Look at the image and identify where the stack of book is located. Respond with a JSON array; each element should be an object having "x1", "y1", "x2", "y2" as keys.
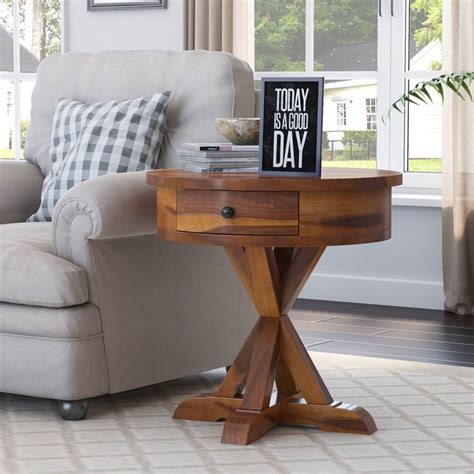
[{"x1": 177, "y1": 143, "x2": 259, "y2": 173}]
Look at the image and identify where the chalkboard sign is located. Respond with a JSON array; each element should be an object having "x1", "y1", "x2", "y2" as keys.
[{"x1": 258, "y1": 77, "x2": 324, "y2": 177}]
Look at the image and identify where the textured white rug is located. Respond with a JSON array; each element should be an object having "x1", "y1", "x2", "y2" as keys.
[{"x1": 1, "y1": 352, "x2": 473, "y2": 473}]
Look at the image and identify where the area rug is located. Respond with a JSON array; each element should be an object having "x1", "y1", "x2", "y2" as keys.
[{"x1": 1, "y1": 353, "x2": 472, "y2": 473}]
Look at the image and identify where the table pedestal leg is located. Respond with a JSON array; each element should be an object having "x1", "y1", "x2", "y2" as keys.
[{"x1": 173, "y1": 246, "x2": 377, "y2": 445}]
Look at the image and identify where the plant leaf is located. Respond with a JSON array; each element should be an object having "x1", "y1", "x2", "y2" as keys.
[
  {"x1": 404, "y1": 96, "x2": 420, "y2": 105},
  {"x1": 410, "y1": 90, "x2": 428, "y2": 103},
  {"x1": 392, "y1": 102, "x2": 402, "y2": 113},
  {"x1": 384, "y1": 71, "x2": 474, "y2": 121},
  {"x1": 421, "y1": 85, "x2": 433, "y2": 102},
  {"x1": 432, "y1": 82, "x2": 444, "y2": 101},
  {"x1": 421, "y1": 82, "x2": 433, "y2": 102},
  {"x1": 454, "y1": 74, "x2": 473, "y2": 100},
  {"x1": 446, "y1": 78, "x2": 465, "y2": 99},
  {"x1": 460, "y1": 80, "x2": 473, "y2": 100}
]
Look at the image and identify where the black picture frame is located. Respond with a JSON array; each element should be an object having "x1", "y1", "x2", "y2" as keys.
[
  {"x1": 258, "y1": 77, "x2": 324, "y2": 177},
  {"x1": 87, "y1": 0, "x2": 166, "y2": 10}
]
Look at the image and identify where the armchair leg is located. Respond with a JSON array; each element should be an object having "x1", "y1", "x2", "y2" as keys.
[{"x1": 58, "y1": 399, "x2": 88, "y2": 421}]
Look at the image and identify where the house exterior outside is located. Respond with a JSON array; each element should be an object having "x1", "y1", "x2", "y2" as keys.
[
  {"x1": 0, "y1": 25, "x2": 38, "y2": 155},
  {"x1": 322, "y1": 40, "x2": 442, "y2": 160},
  {"x1": 324, "y1": 80, "x2": 378, "y2": 139}
]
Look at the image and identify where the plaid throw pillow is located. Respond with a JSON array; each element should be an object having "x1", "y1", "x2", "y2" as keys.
[{"x1": 28, "y1": 91, "x2": 171, "y2": 222}]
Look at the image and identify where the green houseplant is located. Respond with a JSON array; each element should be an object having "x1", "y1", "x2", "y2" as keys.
[{"x1": 383, "y1": 72, "x2": 474, "y2": 123}]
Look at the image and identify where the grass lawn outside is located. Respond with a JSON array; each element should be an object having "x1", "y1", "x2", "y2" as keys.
[
  {"x1": 323, "y1": 158, "x2": 442, "y2": 173},
  {"x1": 407, "y1": 158, "x2": 442, "y2": 173},
  {"x1": 0, "y1": 150, "x2": 16, "y2": 159},
  {"x1": 323, "y1": 160, "x2": 376, "y2": 169}
]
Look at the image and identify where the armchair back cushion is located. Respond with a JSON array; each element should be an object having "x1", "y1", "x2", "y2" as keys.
[{"x1": 24, "y1": 50, "x2": 256, "y2": 176}]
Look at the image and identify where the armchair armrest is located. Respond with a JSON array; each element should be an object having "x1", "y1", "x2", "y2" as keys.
[
  {"x1": 53, "y1": 171, "x2": 156, "y2": 261},
  {"x1": 0, "y1": 160, "x2": 44, "y2": 224}
]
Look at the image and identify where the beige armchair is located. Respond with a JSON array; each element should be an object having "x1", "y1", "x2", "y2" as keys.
[{"x1": 0, "y1": 50, "x2": 256, "y2": 419}]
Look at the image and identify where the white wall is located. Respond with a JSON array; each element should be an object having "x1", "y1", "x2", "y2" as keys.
[
  {"x1": 324, "y1": 81, "x2": 377, "y2": 134},
  {"x1": 64, "y1": 0, "x2": 184, "y2": 52},
  {"x1": 300, "y1": 205, "x2": 444, "y2": 310},
  {"x1": 64, "y1": 2, "x2": 444, "y2": 310}
]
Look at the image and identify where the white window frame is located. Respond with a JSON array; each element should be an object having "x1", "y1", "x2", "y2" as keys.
[
  {"x1": 0, "y1": 1, "x2": 65, "y2": 161},
  {"x1": 389, "y1": 0, "x2": 442, "y2": 190},
  {"x1": 254, "y1": 0, "x2": 442, "y2": 192}
]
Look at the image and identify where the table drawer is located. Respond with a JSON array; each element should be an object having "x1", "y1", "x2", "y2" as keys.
[{"x1": 176, "y1": 190, "x2": 299, "y2": 235}]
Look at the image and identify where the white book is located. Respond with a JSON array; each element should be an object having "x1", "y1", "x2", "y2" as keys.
[
  {"x1": 179, "y1": 155, "x2": 259, "y2": 164},
  {"x1": 180, "y1": 163, "x2": 258, "y2": 174},
  {"x1": 177, "y1": 149, "x2": 259, "y2": 159},
  {"x1": 181, "y1": 142, "x2": 260, "y2": 152}
]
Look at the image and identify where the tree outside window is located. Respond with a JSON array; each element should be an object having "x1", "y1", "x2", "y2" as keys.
[
  {"x1": 0, "y1": 0, "x2": 61, "y2": 62},
  {"x1": 0, "y1": 0, "x2": 61, "y2": 159},
  {"x1": 255, "y1": 0, "x2": 442, "y2": 73}
]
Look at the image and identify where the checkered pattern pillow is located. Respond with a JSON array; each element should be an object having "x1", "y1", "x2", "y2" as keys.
[{"x1": 28, "y1": 91, "x2": 171, "y2": 222}]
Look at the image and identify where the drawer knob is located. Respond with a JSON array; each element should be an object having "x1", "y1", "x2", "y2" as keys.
[{"x1": 221, "y1": 207, "x2": 235, "y2": 219}]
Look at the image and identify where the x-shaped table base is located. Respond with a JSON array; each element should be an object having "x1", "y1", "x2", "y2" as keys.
[{"x1": 174, "y1": 247, "x2": 376, "y2": 445}]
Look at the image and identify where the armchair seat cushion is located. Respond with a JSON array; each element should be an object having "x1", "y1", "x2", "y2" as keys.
[
  {"x1": 0, "y1": 223, "x2": 88, "y2": 307},
  {"x1": 0, "y1": 302, "x2": 102, "y2": 338}
]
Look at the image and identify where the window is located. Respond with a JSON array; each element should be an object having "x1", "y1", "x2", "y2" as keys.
[
  {"x1": 0, "y1": 1, "x2": 62, "y2": 160},
  {"x1": 366, "y1": 98, "x2": 377, "y2": 130},
  {"x1": 336, "y1": 102, "x2": 347, "y2": 126},
  {"x1": 6, "y1": 91, "x2": 12, "y2": 115},
  {"x1": 404, "y1": 0, "x2": 442, "y2": 177},
  {"x1": 254, "y1": 0, "x2": 443, "y2": 188}
]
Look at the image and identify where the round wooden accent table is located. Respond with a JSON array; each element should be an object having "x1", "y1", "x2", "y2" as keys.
[{"x1": 147, "y1": 168, "x2": 402, "y2": 445}]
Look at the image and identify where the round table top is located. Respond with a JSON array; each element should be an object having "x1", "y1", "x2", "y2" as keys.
[
  {"x1": 146, "y1": 168, "x2": 403, "y2": 192},
  {"x1": 147, "y1": 167, "x2": 402, "y2": 248}
]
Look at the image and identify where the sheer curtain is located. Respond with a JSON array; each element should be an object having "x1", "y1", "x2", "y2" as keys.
[
  {"x1": 183, "y1": 0, "x2": 254, "y2": 68},
  {"x1": 442, "y1": 0, "x2": 474, "y2": 315}
]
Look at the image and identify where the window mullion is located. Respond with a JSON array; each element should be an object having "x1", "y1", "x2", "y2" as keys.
[
  {"x1": 305, "y1": 0, "x2": 314, "y2": 73},
  {"x1": 13, "y1": 0, "x2": 21, "y2": 161},
  {"x1": 376, "y1": 1, "x2": 392, "y2": 170},
  {"x1": 389, "y1": 0, "x2": 408, "y2": 175},
  {"x1": 61, "y1": 0, "x2": 67, "y2": 53}
]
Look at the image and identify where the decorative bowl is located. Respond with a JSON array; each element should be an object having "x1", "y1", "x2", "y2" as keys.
[{"x1": 215, "y1": 118, "x2": 260, "y2": 146}]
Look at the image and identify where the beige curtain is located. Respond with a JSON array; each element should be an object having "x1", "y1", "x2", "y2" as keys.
[
  {"x1": 442, "y1": 0, "x2": 474, "y2": 315},
  {"x1": 183, "y1": 0, "x2": 254, "y2": 68}
]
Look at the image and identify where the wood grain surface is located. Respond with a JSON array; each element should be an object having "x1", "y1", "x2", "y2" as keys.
[
  {"x1": 299, "y1": 189, "x2": 390, "y2": 237},
  {"x1": 147, "y1": 168, "x2": 403, "y2": 191},
  {"x1": 146, "y1": 169, "x2": 399, "y2": 445},
  {"x1": 176, "y1": 190, "x2": 298, "y2": 235},
  {"x1": 172, "y1": 246, "x2": 377, "y2": 445},
  {"x1": 150, "y1": 169, "x2": 399, "y2": 247}
]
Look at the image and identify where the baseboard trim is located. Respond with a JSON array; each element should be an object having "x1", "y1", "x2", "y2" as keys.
[{"x1": 300, "y1": 272, "x2": 444, "y2": 310}]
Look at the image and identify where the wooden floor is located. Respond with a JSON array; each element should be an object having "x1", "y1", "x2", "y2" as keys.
[{"x1": 291, "y1": 299, "x2": 474, "y2": 367}]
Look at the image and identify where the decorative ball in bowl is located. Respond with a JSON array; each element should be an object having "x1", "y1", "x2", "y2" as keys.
[{"x1": 215, "y1": 118, "x2": 260, "y2": 146}]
